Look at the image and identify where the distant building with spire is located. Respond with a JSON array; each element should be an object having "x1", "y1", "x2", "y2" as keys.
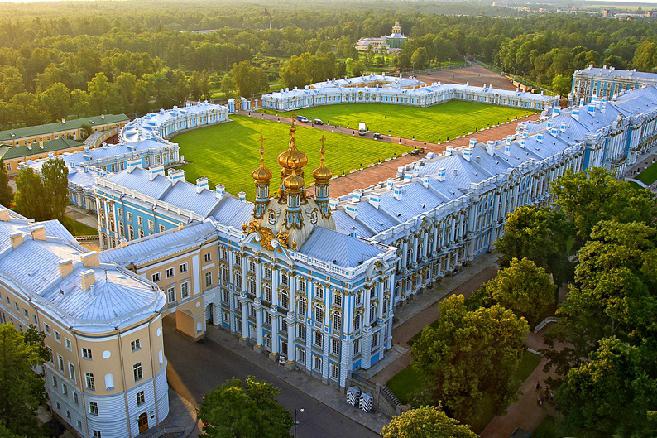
[{"x1": 355, "y1": 21, "x2": 407, "y2": 53}]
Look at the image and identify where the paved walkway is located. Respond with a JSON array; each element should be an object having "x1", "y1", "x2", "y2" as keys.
[
  {"x1": 240, "y1": 110, "x2": 539, "y2": 197},
  {"x1": 480, "y1": 333, "x2": 558, "y2": 438},
  {"x1": 65, "y1": 206, "x2": 98, "y2": 229},
  {"x1": 366, "y1": 253, "x2": 499, "y2": 385},
  {"x1": 203, "y1": 327, "x2": 389, "y2": 435},
  {"x1": 142, "y1": 389, "x2": 199, "y2": 438}
]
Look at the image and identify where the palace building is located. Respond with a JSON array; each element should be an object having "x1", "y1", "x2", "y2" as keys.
[
  {"x1": 0, "y1": 208, "x2": 169, "y2": 438},
  {"x1": 100, "y1": 127, "x2": 397, "y2": 388},
  {"x1": 85, "y1": 85, "x2": 657, "y2": 392},
  {"x1": 571, "y1": 65, "x2": 657, "y2": 104},
  {"x1": 262, "y1": 75, "x2": 558, "y2": 112},
  {"x1": 355, "y1": 22, "x2": 407, "y2": 53}
]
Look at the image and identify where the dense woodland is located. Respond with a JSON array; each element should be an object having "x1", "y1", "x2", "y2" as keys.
[{"x1": 1, "y1": 1, "x2": 657, "y2": 130}]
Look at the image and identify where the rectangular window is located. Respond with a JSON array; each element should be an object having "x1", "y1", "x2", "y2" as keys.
[
  {"x1": 314, "y1": 305, "x2": 324, "y2": 322},
  {"x1": 281, "y1": 273, "x2": 288, "y2": 285},
  {"x1": 167, "y1": 287, "x2": 176, "y2": 303},
  {"x1": 205, "y1": 272, "x2": 213, "y2": 287},
  {"x1": 93, "y1": 431, "x2": 101, "y2": 438},
  {"x1": 133, "y1": 363, "x2": 143, "y2": 382},
  {"x1": 82, "y1": 348, "x2": 92, "y2": 359},
  {"x1": 354, "y1": 339, "x2": 360, "y2": 355},
  {"x1": 55, "y1": 331, "x2": 61, "y2": 342},
  {"x1": 265, "y1": 312, "x2": 272, "y2": 326},
  {"x1": 69, "y1": 363, "x2": 76, "y2": 381},
  {"x1": 297, "y1": 324, "x2": 306, "y2": 341},
  {"x1": 181, "y1": 282, "x2": 189, "y2": 299},
  {"x1": 332, "y1": 313, "x2": 341, "y2": 331},
  {"x1": 297, "y1": 347, "x2": 306, "y2": 364},
  {"x1": 331, "y1": 363, "x2": 339, "y2": 380},
  {"x1": 316, "y1": 285, "x2": 324, "y2": 300},
  {"x1": 89, "y1": 402, "x2": 98, "y2": 416},
  {"x1": 85, "y1": 373, "x2": 95, "y2": 391},
  {"x1": 334, "y1": 293, "x2": 342, "y2": 307},
  {"x1": 151, "y1": 272, "x2": 160, "y2": 282},
  {"x1": 372, "y1": 333, "x2": 379, "y2": 348},
  {"x1": 62, "y1": 383, "x2": 67, "y2": 396},
  {"x1": 58, "y1": 355, "x2": 64, "y2": 371},
  {"x1": 64, "y1": 338, "x2": 72, "y2": 350},
  {"x1": 331, "y1": 338, "x2": 340, "y2": 355},
  {"x1": 166, "y1": 267, "x2": 174, "y2": 278},
  {"x1": 179, "y1": 263, "x2": 187, "y2": 273},
  {"x1": 314, "y1": 331, "x2": 322, "y2": 348},
  {"x1": 204, "y1": 253, "x2": 211, "y2": 263},
  {"x1": 136, "y1": 391, "x2": 145, "y2": 406},
  {"x1": 313, "y1": 355, "x2": 322, "y2": 371},
  {"x1": 44, "y1": 324, "x2": 51, "y2": 334},
  {"x1": 159, "y1": 225, "x2": 166, "y2": 233},
  {"x1": 131, "y1": 339, "x2": 141, "y2": 352},
  {"x1": 74, "y1": 392, "x2": 78, "y2": 405}
]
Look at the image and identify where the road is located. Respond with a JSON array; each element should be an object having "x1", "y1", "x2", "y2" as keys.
[{"x1": 162, "y1": 318, "x2": 378, "y2": 438}]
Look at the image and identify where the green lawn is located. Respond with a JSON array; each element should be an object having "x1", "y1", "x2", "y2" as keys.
[
  {"x1": 172, "y1": 115, "x2": 411, "y2": 199},
  {"x1": 637, "y1": 161, "x2": 657, "y2": 185},
  {"x1": 62, "y1": 216, "x2": 97, "y2": 236},
  {"x1": 268, "y1": 101, "x2": 535, "y2": 144},
  {"x1": 387, "y1": 350, "x2": 541, "y2": 432}
]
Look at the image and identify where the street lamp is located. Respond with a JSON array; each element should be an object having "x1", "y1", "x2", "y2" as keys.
[{"x1": 293, "y1": 408, "x2": 305, "y2": 437}]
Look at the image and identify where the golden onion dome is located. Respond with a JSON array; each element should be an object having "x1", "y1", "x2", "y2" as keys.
[
  {"x1": 278, "y1": 122, "x2": 308, "y2": 170},
  {"x1": 283, "y1": 173, "x2": 305, "y2": 193},
  {"x1": 252, "y1": 136, "x2": 272, "y2": 184},
  {"x1": 313, "y1": 136, "x2": 332, "y2": 184}
]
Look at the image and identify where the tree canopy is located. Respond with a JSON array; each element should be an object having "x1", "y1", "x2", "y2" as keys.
[
  {"x1": 382, "y1": 406, "x2": 477, "y2": 438},
  {"x1": 198, "y1": 376, "x2": 293, "y2": 438},
  {"x1": 412, "y1": 294, "x2": 529, "y2": 424},
  {"x1": 0, "y1": 324, "x2": 48, "y2": 437}
]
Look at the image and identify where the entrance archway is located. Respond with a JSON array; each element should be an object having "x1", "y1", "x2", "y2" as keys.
[{"x1": 138, "y1": 412, "x2": 148, "y2": 433}]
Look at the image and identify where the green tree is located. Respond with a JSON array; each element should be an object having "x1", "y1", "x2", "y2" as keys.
[
  {"x1": 632, "y1": 40, "x2": 657, "y2": 72},
  {"x1": 410, "y1": 47, "x2": 428, "y2": 70},
  {"x1": 481, "y1": 258, "x2": 555, "y2": 326},
  {"x1": 551, "y1": 74, "x2": 572, "y2": 96},
  {"x1": 38, "y1": 82, "x2": 71, "y2": 121},
  {"x1": 0, "y1": 160, "x2": 12, "y2": 207},
  {"x1": 546, "y1": 221, "x2": 657, "y2": 372},
  {"x1": 551, "y1": 168, "x2": 657, "y2": 243},
  {"x1": 412, "y1": 295, "x2": 529, "y2": 423},
  {"x1": 14, "y1": 167, "x2": 48, "y2": 221},
  {"x1": 198, "y1": 376, "x2": 293, "y2": 438},
  {"x1": 41, "y1": 158, "x2": 69, "y2": 221},
  {"x1": 495, "y1": 205, "x2": 573, "y2": 284},
  {"x1": 382, "y1": 406, "x2": 477, "y2": 438},
  {"x1": 556, "y1": 337, "x2": 657, "y2": 437},
  {"x1": 229, "y1": 61, "x2": 268, "y2": 99},
  {"x1": 0, "y1": 324, "x2": 47, "y2": 437}
]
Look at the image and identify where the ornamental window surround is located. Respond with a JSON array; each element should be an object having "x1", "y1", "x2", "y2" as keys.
[{"x1": 314, "y1": 304, "x2": 324, "y2": 322}]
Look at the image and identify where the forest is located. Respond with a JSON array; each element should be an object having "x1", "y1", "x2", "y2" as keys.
[{"x1": 0, "y1": 0, "x2": 656, "y2": 130}]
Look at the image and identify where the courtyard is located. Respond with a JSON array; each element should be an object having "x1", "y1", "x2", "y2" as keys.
[
  {"x1": 275, "y1": 101, "x2": 536, "y2": 144},
  {"x1": 172, "y1": 114, "x2": 410, "y2": 199}
]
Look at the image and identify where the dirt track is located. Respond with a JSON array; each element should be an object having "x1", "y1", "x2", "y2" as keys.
[{"x1": 416, "y1": 64, "x2": 516, "y2": 91}]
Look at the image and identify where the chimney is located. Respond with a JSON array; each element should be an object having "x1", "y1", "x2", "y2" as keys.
[
  {"x1": 552, "y1": 107, "x2": 561, "y2": 117},
  {"x1": 215, "y1": 184, "x2": 225, "y2": 199},
  {"x1": 444, "y1": 147, "x2": 454, "y2": 157},
  {"x1": 560, "y1": 122, "x2": 567, "y2": 132},
  {"x1": 536, "y1": 133, "x2": 544, "y2": 143},
  {"x1": 10, "y1": 232, "x2": 23, "y2": 249},
  {"x1": 421, "y1": 176, "x2": 430, "y2": 188},
  {"x1": 0, "y1": 209, "x2": 10, "y2": 221},
  {"x1": 436, "y1": 168, "x2": 446, "y2": 182},
  {"x1": 195, "y1": 177, "x2": 209, "y2": 193},
  {"x1": 368, "y1": 195, "x2": 381, "y2": 209},
  {"x1": 519, "y1": 139, "x2": 526, "y2": 149},
  {"x1": 167, "y1": 169, "x2": 186, "y2": 183},
  {"x1": 345, "y1": 203, "x2": 358, "y2": 219},
  {"x1": 59, "y1": 259, "x2": 73, "y2": 278},
  {"x1": 329, "y1": 199, "x2": 338, "y2": 210},
  {"x1": 127, "y1": 158, "x2": 142, "y2": 172},
  {"x1": 486, "y1": 141, "x2": 495, "y2": 156},
  {"x1": 385, "y1": 179, "x2": 395, "y2": 191},
  {"x1": 550, "y1": 127, "x2": 559, "y2": 137},
  {"x1": 462, "y1": 147, "x2": 473, "y2": 162},
  {"x1": 572, "y1": 109, "x2": 580, "y2": 121},
  {"x1": 31, "y1": 225, "x2": 46, "y2": 241},
  {"x1": 238, "y1": 191, "x2": 246, "y2": 201},
  {"x1": 148, "y1": 165, "x2": 165, "y2": 180},
  {"x1": 468, "y1": 138, "x2": 477, "y2": 148},
  {"x1": 403, "y1": 172, "x2": 413, "y2": 182},
  {"x1": 393, "y1": 184, "x2": 403, "y2": 201},
  {"x1": 81, "y1": 252, "x2": 99, "y2": 268},
  {"x1": 505, "y1": 143, "x2": 512, "y2": 156},
  {"x1": 80, "y1": 270, "x2": 96, "y2": 291},
  {"x1": 587, "y1": 103, "x2": 595, "y2": 116},
  {"x1": 351, "y1": 191, "x2": 362, "y2": 203}
]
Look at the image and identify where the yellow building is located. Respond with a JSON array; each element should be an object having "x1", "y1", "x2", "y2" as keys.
[{"x1": 0, "y1": 207, "x2": 169, "y2": 438}]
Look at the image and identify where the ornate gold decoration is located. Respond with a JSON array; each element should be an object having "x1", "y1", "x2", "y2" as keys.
[
  {"x1": 252, "y1": 134, "x2": 272, "y2": 184},
  {"x1": 313, "y1": 136, "x2": 332, "y2": 184},
  {"x1": 242, "y1": 220, "x2": 276, "y2": 251},
  {"x1": 276, "y1": 230, "x2": 297, "y2": 250},
  {"x1": 277, "y1": 121, "x2": 308, "y2": 171}
]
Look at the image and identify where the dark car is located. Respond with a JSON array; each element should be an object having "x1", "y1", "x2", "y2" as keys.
[{"x1": 373, "y1": 132, "x2": 383, "y2": 140}]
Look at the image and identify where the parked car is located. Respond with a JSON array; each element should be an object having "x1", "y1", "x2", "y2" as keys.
[
  {"x1": 296, "y1": 115, "x2": 310, "y2": 123},
  {"x1": 373, "y1": 132, "x2": 383, "y2": 140},
  {"x1": 313, "y1": 118, "x2": 324, "y2": 125},
  {"x1": 358, "y1": 122, "x2": 368, "y2": 136}
]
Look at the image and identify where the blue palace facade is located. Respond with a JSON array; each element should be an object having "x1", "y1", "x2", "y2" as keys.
[{"x1": 90, "y1": 86, "x2": 657, "y2": 388}]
